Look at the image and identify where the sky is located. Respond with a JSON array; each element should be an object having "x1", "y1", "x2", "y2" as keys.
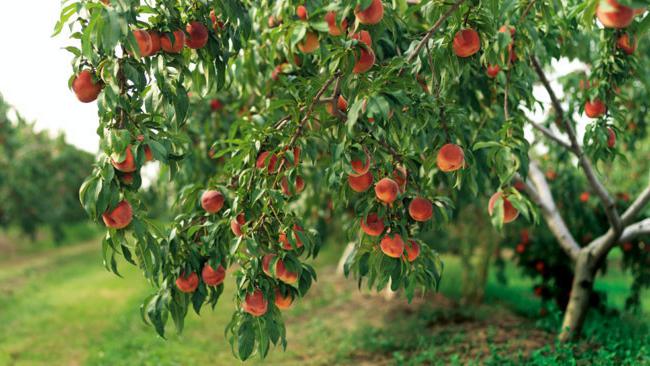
[{"x1": 0, "y1": 3, "x2": 586, "y2": 155}]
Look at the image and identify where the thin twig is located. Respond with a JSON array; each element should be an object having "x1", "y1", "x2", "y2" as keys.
[{"x1": 517, "y1": 0, "x2": 537, "y2": 24}]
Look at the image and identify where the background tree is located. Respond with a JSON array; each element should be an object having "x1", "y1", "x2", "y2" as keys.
[{"x1": 56, "y1": 0, "x2": 650, "y2": 360}]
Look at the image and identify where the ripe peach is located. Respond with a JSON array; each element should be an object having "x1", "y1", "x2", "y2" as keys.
[
  {"x1": 262, "y1": 254, "x2": 277, "y2": 277},
  {"x1": 121, "y1": 173, "x2": 134, "y2": 185},
  {"x1": 202, "y1": 263, "x2": 226, "y2": 286},
  {"x1": 375, "y1": 178, "x2": 399, "y2": 204},
  {"x1": 279, "y1": 224, "x2": 304, "y2": 250},
  {"x1": 185, "y1": 21, "x2": 209, "y2": 49},
  {"x1": 275, "y1": 288, "x2": 293, "y2": 309},
  {"x1": 596, "y1": 0, "x2": 634, "y2": 28},
  {"x1": 380, "y1": 234, "x2": 405, "y2": 258},
  {"x1": 607, "y1": 127, "x2": 616, "y2": 148},
  {"x1": 545, "y1": 170, "x2": 557, "y2": 181},
  {"x1": 272, "y1": 63, "x2": 287, "y2": 81},
  {"x1": 326, "y1": 95, "x2": 348, "y2": 116},
  {"x1": 535, "y1": 261, "x2": 545, "y2": 273},
  {"x1": 231, "y1": 213, "x2": 246, "y2": 236},
  {"x1": 579, "y1": 192, "x2": 590, "y2": 202},
  {"x1": 72, "y1": 70, "x2": 103, "y2": 103},
  {"x1": 161, "y1": 30, "x2": 185, "y2": 53},
  {"x1": 393, "y1": 165, "x2": 407, "y2": 193},
  {"x1": 325, "y1": 11, "x2": 348, "y2": 36},
  {"x1": 276, "y1": 259, "x2": 299, "y2": 284},
  {"x1": 298, "y1": 31, "x2": 319, "y2": 53},
  {"x1": 102, "y1": 200, "x2": 133, "y2": 229},
  {"x1": 404, "y1": 240, "x2": 420, "y2": 262},
  {"x1": 436, "y1": 143, "x2": 465, "y2": 172},
  {"x1": 175, "y1": 271, "x2": 199, "y2": 293},
  {"x1": 201, "y1": 190, "x2": 225, "y2": 213},
  {"x1": 131, "y1": 29, "x2": 152, "y2": 57},
  {"x1": 348, "y1": 171, "x2": 373, "y2": 192},
  {"x1": 355, "y1": 0, "x2": 384, "y2": 25},
  {"x1": 488, "y1": 191, "x2": 519, "y2": 224},
  {"x1": 515, "y1": 243, "x2": 526, "y2": 254},
  {"x1": 585, "y1": 99, "x2": 606, "y2": 118},
  {"x1": 521, "y1": 229, "x2": 530, "y2": 244},
  {"x1": 148, "y1": 31, "x2": 161, "y2": 54},
  {"x1": 361, "y1": 213, "x2": 384, "y2": 236},
  {"x1": 452, "y1": 29, "x2": 480, "y2": 58},
  {"x1": 210, "y1": 99, "x2": 223, "y2": 111},
  {"x1": 281, "y1": 176, "x2": 305, "y2": 196},
  {"x1": 351, "y1": 151, "x2": 371, "y2": 175},
  {"x1": 209, "y1": 10, "x2": 225, "y2": 31},
  {"x1": 353, "y1": 48, "x2": 375, "y2": 74},
  {"x1": 622, "y1": 242, "x2": 633, "y2": 252},
  {"x1": 111, "y1": 145, "x2": 137, "y2": 173},
  {"x1": 256, "y1": 151, "x2": 278, "y2": 172},
  {"x1": 487, "y1": 65, "x2": 500, "y2": 78},
  {"x1": 617, "y1": 33, "x2": 637, "y2": 54},
  {"x1": 268, "y1": 15, "x2": 282, "y2": 28},
  {"x1": 296, "y1": 5, "x2": 308, "y2": 20},
  {"x1": 351, "y1": 30, "x2": 372, "y2": 47},
  {"x1": 242, "y1": 289, "x2": 268, "y2": 317},
  {"x1": 408, "y1": 197, "x2": 433, "y2": 222}
]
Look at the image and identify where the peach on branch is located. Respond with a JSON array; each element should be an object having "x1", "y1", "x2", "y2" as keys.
[
  {"x1": 452, "y1": 29, "x2": 480, "y2": 58},
  {"x1": 585, "y1": 99, "x2": 606, "y2": 118},
  {"x1": 596, "y1": 0, "x2": 635, "y2": 28},
  {"x1": 298, "y1": 31, "x2": 319, "y2": 53},
  {"x1": 281, "y1": 176, "x2": 305, "y2": 196},
  {"x1": 325, "y1": 11, "x2": 348, "y2": 36},
  {"x1": 404, "y1": 240, "x2": 420, "y2": 262},
  {"x1": 617, "y1": 34, "x2": 637, "y2": 54},
  {"x1": 209, "y1": 10, "x2": 225, "y2": 31},
  {"x1": 185, "y1": 21, "x2": 209, "y2": 49},
  {"x1": 231, "y1": 213, "x2": 246, "y2": 236},
  {"x1": 326, "y1": 95, "x2": 348, "y2": 116},
  {"x1": 436, "y1": 143, "x2": 465, "y2": 172},
  {"x1": 488, "y1": 192, "x2": 519, "y2": 224},
  {"x1": 161, "y1": 30, "x2": 185, "y2": 53},
  {"x1": 102, "y1": 200, "x2": 133, "y2": 229},
  {"x1": 515, "y1": 243, "x2": 526, "y2": 254},
  {"x1": 579, "y1": 192, "x2": 590, "y2": 202},
  {"x1": 487, "y1": 65, "x2": 500, "y2": 78},
  {"x1": 355, "y1": 0, "x2": 384, "y2": 25},
  {"x1": 296, "y1": 5, "x2": 308, "y2": 20},
  {"x1": 607, "y1": 127, "x2": 616, "y2": 148},
  {"x1": 268, "y1": 15, "x2": 282, "y2": 28},
  {"x1": 242, "y1": 289, "x2": 268, "y2": 317},
  {"x1": 72, "y1": 70, "x2": 103, "y2": 103},
  {"x1": 375, "y1": 178, "x2": 399, "y2": 204},
  {"x1": 348, "y1": 171, "x2": 373, "y2": 192},
  {"x1": 111, "y1": 145, "x2": 137, "y2": 173},
  {"x1": 279, "y1": 225, "x2": 304, "y2": 250},
  {"x1": 256, "y1": 151, "x2": 278, "y2": 172},
  {"x1": 202, "y1": 263, "x2": 226, "y2": 286},
  {"x1": 361, "y1": 213, "x2": 384, "y2": 236},
  {"x1": 210, "y1": 99, "x2": 223, "y2": 111},
  {"x1": 408, "y1": 197, "x2": 433, "y2": 222},
  {"x1": 201, "y1": 190, "x2": 224, "y2": 213},
  {"x1": 380, "y1": 234, "x2": 405, "y2": 258},
  {"x1": 176, "y1": 272, "x2": 199, "y2": 293},
  {"x1": 275, "y1": 288, "x2": 294, "y2": 309},
  {"x1": 131, "y1": 29, "x2": 152, "y2": 57},
  {"x1": 350, "y1": 150, "x2": 372, "y2": 175},
  {"x1": 148, "y1": 31, "x2": 161, "y2": 54}
]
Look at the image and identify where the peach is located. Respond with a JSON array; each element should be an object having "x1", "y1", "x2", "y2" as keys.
[
  {"x1": 436, "y1": 143, "x2": 465, "y2": 172},
  {"x1": 361, "y1": 213, "x2": 384, "y2": 236},
  {"x1": 351, "y1": 151, "x2": 371, "y2": 175},
  {"x1": 111, "y1": 145, "x2": 137, "y2": 173},
  {"x1": 380, "y1": 234, "x2": 405, "y2": 258},
  {"x1": 452, "y1": 29, "x2": 480, "y2": 58},
  {"x1": 209, "y1": 10, "x2": 225, "y2": 31},
  {"x1": 488, "y1": 191, "x2": 519, "y2": 224},
  {"x1": 121, "y1": 173, "x2": 134, "y2": 185},
  {"x1": 535, "y1": 261, "x2": 545, "y2": 273},
  {"x1": 72, "y1": 70, "x2": 103, "y2": 103},
  {"x1": 131, "y1": 29, "x2": 152, "y2": 57},
  {"x1": 268, "y1": 15, "x2": 282, "y2": 28},
  {"x1": 262, "y1": 254, "x2": 298, "y2": 284},
  {"x1": 143, "y1": 145, "x2": 153, "y2": 162},
  {"x1": 210, "y1": 99, "x2": 223, "y2": 111},
  {"x1": 201, "y1": 190, "x2": 224, "y2": 213},
  {"x1": 148, "y1": 31, "x2": 161, "y2": 54},
  {"x1": 281, "y1": 176, "x2": 305, "y2": 196},
  {"x1": 515, "y1": 243, "x2": 526, "y2": 254},
  {"x1": 579, "y1": 192, "x2": 590, "y2": 202},
  {"x1": 279, "y1": 224, "x2": 304, "y2": 250},
  {"x1": 275, "y1": 288, "x2": 293, "y2": 309},
  {"x1": 325, "y1": 11, "x2": 348, "y2": 36},
  {"x1": 487, "y1": 65, "x2": 500, "y2": 78},
  {"x1": 622, "y1": 242, "x2": 634, "y2": 252},
  {"x1": 355, "y1": 0, "x2": 384, "y2": 25},
  {"x1": 231, "y1": 213, "x2": 245, "y2": 236},
  {"x1": 607, "y1": 127, "x2": 616, "y2": 148},
  {"x1": 262, "y1": 254, "x2": 277, "y2": 277},
  {"x1": 596, "y1": 0, "x2": 634, "y2": 28},
  {"x1": 348, "y1": 171, "x2": 373, "y2": 192},
  {"x1": 242, "y1": 289, "x2": 268, "y2": 317},
  {"x1": 256, "y1": 151, "x2": 278, "y2": 172},
  {"x1": 202, "y1": 263, "x2": 226, "y2": 286},
  {"x1": 375, "y1": 178, "x2": 399, "y2": 204},
  {"x1": 408, "y1": 197, "x2": 433, "y2": 222},
  {"x1": 102, "y1": 200, "x2": 133, "y2": 229},
  {"x1": 546, "y1": 170, "x2": 557, "y2": 181},
  {"x1": 175, "y1": 271, "x2": 199, "y2": 293},
  {"x1": 393, "y1": 166, "x2": 407, "y2": 193},
  {"x1": 617, "y1": 33, "x2": 636, "y2": 54},
  {"x1": 298, "y1": 31, "x2": 319, "y2": 53},
  {"x1": 272, "y1": 63, "x2": 287, "y2": 81},
  {"x1": 161, "y1": 30, "x2": 185, "y2": 53},
  {"x1": 185, "y1": 21, "x2": 209, "y2": 49},
  {"x1": 404, "y1": 240, "x2": 420, "y2": 262},
  {"x1": 585, "y1": 99, "x2": 606, "y2": 118},
  {"x1": 296, "y1": 5, "x2": 308, "y2": 20},
  {"x1": 351, "y1": 30, "x2": 372, "y2": 47},
  {"x1": 326, "y1": 95, "x2": 348, "y2": 116},
  {"x1": 353, "y1": 48, "x2": 375, "y2": 74}
]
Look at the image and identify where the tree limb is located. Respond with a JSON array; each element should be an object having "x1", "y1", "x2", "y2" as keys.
[
  {"x1": 526, "y1": 117, "x2": 572, "y2": 150},
  {"x1": 526, "y1": 160, "x2": 581, "y2": 260},
  {"x1": 618, "y1": 218, "x2": 650, "y2": 243},
  {"x1": 530, "y1": 56, "x2": 622, "y2": 235}
]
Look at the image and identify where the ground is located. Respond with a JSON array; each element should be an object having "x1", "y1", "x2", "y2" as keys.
[{"x1": 0, "y1": 229, "x2": 647, "y2": 366}]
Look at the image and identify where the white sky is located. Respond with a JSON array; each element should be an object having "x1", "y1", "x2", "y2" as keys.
[
  {"x1": 0, "y1": 3, "x2": 585, "y2": 156},
  {"x1": 0, "y1": 2, "x2": 99, "y2": 153}
]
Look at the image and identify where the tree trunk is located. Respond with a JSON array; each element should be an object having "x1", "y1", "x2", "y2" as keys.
[{"x1": 559, "y1": 249, "x2": 596, "y2": 342}]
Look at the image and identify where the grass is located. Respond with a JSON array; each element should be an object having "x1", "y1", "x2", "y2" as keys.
[{"x1": 0, "y1": 235, "x2": 648, "y2": 365}]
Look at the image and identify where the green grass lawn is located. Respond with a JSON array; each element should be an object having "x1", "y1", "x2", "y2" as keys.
[{"x1": 0, "y1": 237, "x2": 647, "y2": 365}]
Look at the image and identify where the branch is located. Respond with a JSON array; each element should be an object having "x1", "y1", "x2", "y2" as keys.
[
  {"x1": 517, "y1": 0, "x2": 537, "y2": 24},
  {"x1": 527, "y1": 160, "x2": 581, "y2": 260},
  {"x1": 618, "y1": 218, "x2": 650, "y2": 243},
  {"x1": 621, "y1": 184, "x2": 650, "y2": 225},
  {"x1": 526, "y1": 117, "x2": 572, "y2": 151},
  {"x1": 530, "y1": 56, "x2": 622, "y2": 235}
]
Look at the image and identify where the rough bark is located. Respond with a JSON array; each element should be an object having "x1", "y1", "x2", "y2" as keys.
[{"x1": 559, "y1": 250, "x2": 596, "y2": 341}]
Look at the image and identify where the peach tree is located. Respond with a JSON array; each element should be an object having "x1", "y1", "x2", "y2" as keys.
[{"x1": 57, "y1": 0, "x2": 650, "y2": 359}]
